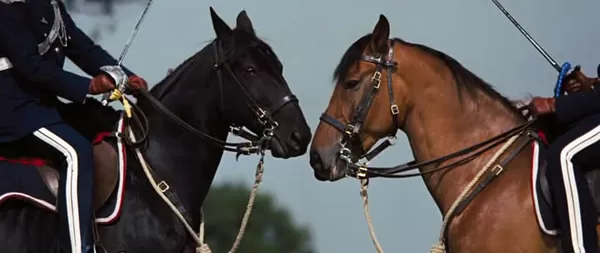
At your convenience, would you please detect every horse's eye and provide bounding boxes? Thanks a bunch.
[246,67,256,75]
[344,80,360,89]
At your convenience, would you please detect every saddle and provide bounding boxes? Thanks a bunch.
[0,137,119,211]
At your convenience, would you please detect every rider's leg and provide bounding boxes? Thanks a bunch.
[547,113,600,253]
[11,122,95,253]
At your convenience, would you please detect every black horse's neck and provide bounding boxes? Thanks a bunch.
[134,44,229,223]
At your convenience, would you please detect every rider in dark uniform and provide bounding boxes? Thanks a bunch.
[529,65,600,253]
[0,0,147,252]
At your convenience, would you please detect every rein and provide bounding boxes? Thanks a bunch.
[350,119,535,178]
[107,40,296,253]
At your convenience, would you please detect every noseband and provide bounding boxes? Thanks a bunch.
[319,40,400,174]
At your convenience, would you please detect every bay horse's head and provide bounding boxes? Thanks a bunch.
[207,8,311,158]
[309,15,408,180]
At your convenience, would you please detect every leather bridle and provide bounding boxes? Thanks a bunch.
[128,40,299,157]
[319,40,400,175]
[318,39,536,179]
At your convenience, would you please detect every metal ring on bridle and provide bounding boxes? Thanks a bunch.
[262,127,275,138]
[340,147,352,163]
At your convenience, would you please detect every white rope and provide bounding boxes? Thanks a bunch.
[127,127,209,249]
[196,208,212,253]
[227,158,265,253]
[360,178,384,253]
[354,131,521,253]
[194,159,264,253]
[124,99,266,253]
[429,134,520,253]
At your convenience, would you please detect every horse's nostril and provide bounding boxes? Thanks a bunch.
[309,150,324,171]
[288,131,302,151]
[292,131,302,142]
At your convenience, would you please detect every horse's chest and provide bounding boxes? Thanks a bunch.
[98,195,189,252]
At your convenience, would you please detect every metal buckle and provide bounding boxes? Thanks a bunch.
[491,164,504,175]
[256,108,267,120]
[238,145,256,156]
[344,124,355,136]
[372,72,382,88]
[390,104,399,115]
[356,166,368,179]
[158,181,170,193]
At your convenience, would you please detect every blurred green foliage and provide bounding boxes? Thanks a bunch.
[203,181,316,253]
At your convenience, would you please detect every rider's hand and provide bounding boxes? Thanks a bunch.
[89,74,116,95]
[528,97,556,116]
[127,75,148,91]
[563,78,582,93]
[562,65,598,93]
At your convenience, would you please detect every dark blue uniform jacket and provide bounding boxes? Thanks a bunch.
[0,0,133,142]
[555,86,600,126]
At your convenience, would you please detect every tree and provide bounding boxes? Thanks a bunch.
[203,181,316,253]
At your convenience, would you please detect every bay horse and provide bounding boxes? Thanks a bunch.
[309,14,600,252]
[0,7,311,253]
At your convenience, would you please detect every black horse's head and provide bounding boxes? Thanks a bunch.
[205,8,311,158]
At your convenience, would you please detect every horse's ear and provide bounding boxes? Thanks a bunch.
[369,14,390,54]
[236,10,255,34]
[209,7,234,41]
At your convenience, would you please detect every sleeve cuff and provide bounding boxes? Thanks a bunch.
[62,71,91,103]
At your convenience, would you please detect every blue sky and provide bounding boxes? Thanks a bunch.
[65,0,600,252]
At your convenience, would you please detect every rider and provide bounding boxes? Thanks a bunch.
[0,0,147,252]
[529,64,600,253]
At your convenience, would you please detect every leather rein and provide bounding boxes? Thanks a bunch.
[319,40,536,179]
[122,40,299,157]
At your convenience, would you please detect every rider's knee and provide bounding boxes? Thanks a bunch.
[547,142,567,164]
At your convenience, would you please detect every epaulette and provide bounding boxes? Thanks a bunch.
[0,0,26,4]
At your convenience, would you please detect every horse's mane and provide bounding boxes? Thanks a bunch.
[148,47,209,100]
[333,34,525,119]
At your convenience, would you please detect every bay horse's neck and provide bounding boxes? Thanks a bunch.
[399,46,525,214]
[135,55,230,219]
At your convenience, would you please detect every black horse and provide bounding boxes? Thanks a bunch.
[0,7,311,253]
